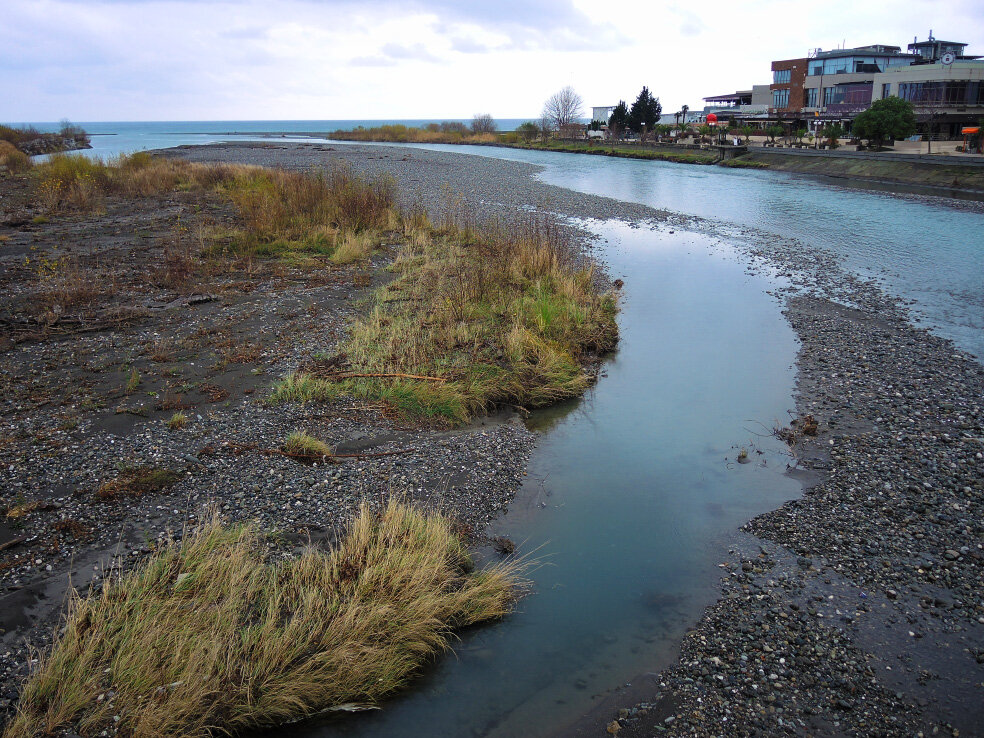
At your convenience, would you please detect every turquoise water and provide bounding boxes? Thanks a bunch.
[298,223,802,738]
[7,120,530,160]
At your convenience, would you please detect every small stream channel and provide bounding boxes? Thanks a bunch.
[300,221,803,737]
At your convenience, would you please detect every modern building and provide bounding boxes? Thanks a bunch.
[701,86,771,123]
[768,34,984,136]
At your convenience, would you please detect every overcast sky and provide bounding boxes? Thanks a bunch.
[3,0,983,122]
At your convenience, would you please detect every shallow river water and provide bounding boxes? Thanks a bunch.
[412,143,984,361]
[286,146,984,737]
[298,223,802,738]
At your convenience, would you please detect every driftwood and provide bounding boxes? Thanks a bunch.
[0,536,26,553]
[320,372,447,382]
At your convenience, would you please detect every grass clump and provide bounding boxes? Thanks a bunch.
[96,466,181,499]
[0,141,31,173]
[277,218,618,424]
[212,165,395,261]
[33,153,247,212]
[282,430,334,459]
[4,501,521,738]
[166,411,188,430]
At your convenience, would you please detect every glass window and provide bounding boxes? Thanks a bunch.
[805,88,819,107]
[882,83,891,98]
[898,80,978,105]
[772,69,791,84]
[772,89,790,108]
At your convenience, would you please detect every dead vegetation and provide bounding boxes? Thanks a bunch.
[776,414,819,447]
[3,502,523,738]
[95,466,181,500]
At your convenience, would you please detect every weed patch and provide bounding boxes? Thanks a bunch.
[282,430,334,461]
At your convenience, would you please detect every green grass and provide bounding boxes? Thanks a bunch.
[3,501,522,738]
[719,157,771,169]
[510,141,719,165]
[272,219,618,424]
[282,430,334,458]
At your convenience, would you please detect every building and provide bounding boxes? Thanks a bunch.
[701,86,771,123]
[769,34,984,136]
[591,106,616,123]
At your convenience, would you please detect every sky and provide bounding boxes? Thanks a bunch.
[3,0,983,122]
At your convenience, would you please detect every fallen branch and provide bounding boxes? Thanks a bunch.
[320,372,448,383]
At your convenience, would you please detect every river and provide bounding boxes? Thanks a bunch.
[283,144,984,737]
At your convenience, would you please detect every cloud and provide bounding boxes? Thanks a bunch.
[350,55,397,67]
[669,6,706,37]
[380,42,442,63]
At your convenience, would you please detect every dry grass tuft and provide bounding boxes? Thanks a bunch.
[331,230,376,264]
[4,501,522,738]
[213,165,396,260]
[32,153,250,213]
[0,141,31,174]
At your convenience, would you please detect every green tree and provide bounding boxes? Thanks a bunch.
[608,101,629,141]
[517,121,540,144]
[765,124,783,143]
[739,125,753,144]
[627,87,662,137]
[820,122,844,148]
[852,96,916,149]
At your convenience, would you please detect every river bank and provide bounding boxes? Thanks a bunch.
[315,135,984,194]
[736,148,984,193]
[164,143,983,737]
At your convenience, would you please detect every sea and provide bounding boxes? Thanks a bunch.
[7,120,532,160]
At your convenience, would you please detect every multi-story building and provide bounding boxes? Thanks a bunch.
[768,34,984,137]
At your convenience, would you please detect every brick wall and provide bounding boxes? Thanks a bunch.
[770,58,808,112]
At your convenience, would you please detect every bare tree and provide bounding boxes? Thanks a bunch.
[542,86,583,131]
[539,114,554,141]
[471,114,497,134]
